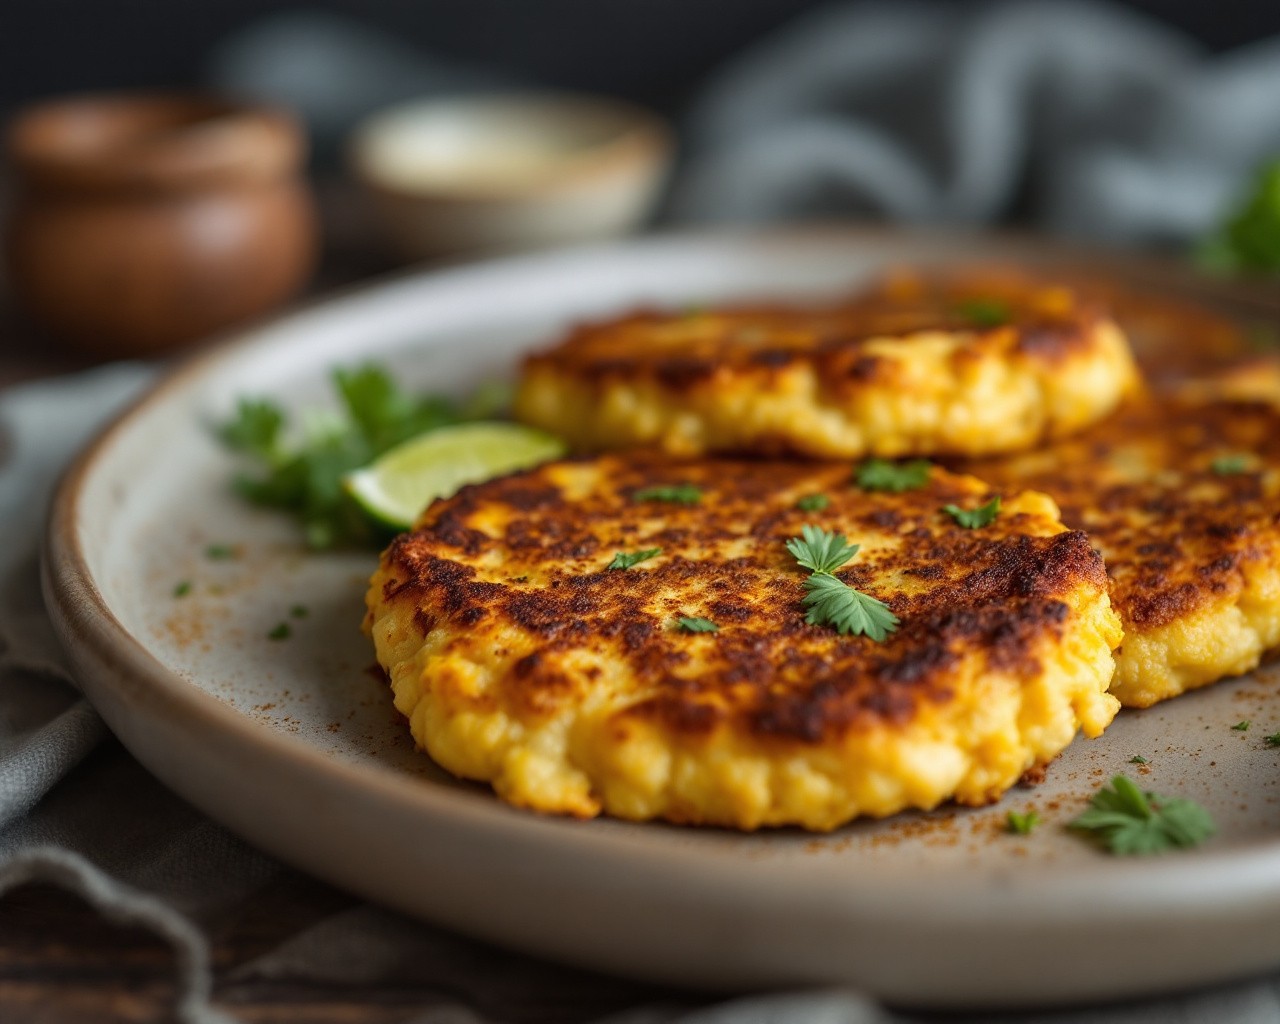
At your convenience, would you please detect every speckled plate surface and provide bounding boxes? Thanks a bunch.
[44,229,1280,1009]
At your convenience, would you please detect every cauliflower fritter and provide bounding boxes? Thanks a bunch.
[963,397,1280,707]
[514,272,1138,459]
[366,454,1120,830]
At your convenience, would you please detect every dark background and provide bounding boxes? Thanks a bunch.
[3,0,1280,119]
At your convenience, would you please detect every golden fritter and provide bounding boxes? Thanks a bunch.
[365,454,1121,831]
[962,398,1280,708]
[514,271,1138,459]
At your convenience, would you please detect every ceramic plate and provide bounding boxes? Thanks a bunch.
[44,229,1280,1009]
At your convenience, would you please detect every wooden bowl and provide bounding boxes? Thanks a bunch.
[5,93,318,356]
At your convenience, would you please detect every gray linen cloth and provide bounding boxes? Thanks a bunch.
[9,2,1280,1021]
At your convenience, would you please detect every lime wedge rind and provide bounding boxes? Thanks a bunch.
[344,422,567,529]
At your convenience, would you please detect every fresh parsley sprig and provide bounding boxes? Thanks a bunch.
[608,547,662,571]
[785,525,899,641]
[944,496,1001,529]
[785,524,860,574]
[1068,775,1216,856]
[855,459,932,493]
[219,364,504,550]
[634,484,702,505]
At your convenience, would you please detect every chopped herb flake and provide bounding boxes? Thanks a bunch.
[172,581,192,598]
[855,458,932,493]
[956,298,1011,328]
[1006,810,1040,835]
[944,496,1001,529]
[607,547,662,571]
[634,484,702,505]
[675,616,719,633]
[1129,755,1149,765]
[290,604,309,619]
[1233,720,1251,731]
[205,544,236,560]
[267,622,291,641]
[1212,454,1250,475]
[795,493,830,512]
[1264,733,1280,748]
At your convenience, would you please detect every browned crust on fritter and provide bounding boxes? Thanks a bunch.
[520,271,1111,395]
[960,398,1280,631]
[376,454,1106,744]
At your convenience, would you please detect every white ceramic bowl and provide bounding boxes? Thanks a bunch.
[350,92,672,261]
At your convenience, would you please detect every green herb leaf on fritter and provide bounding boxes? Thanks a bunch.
[675,616,720,633]
[956,298,1011,328]
[634,484,703,505]
[607,547,662,571]
[855,458,933,493]
[800,573,899,641]
[1212,454,1250,475]
[943,496,1001,529]
[785,525,860,575]
[794,493,830,512]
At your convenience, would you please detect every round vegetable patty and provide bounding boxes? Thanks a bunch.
[365,453,1121,830]
[963,397,1280,708]
[514,272,1138,460]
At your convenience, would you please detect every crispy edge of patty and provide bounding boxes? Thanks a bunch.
[513,278,1139,459]
[961,397,1280,708]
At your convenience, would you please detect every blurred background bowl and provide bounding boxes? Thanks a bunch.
[349,92,671,262]
[5,93,317,355]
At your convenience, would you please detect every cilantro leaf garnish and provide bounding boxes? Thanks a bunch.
[785,524,859,575]
[607,547,662,571]
[1212,454,1250,475]
[1006,810,1040,835]
[219,364,502,550]
[218,399,285,462]
[1068,775,1216,855]
[785,525,899,641]
[795,493,830,512]
[944,496,1001,529]
[1233,720,1251,731]
[956,298,1011,328]
[855,459,932,493]
[675,616,719,633]
[800,573,899,640]
[634,484,702,505]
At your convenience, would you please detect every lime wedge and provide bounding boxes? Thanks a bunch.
[344,422,567,528]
